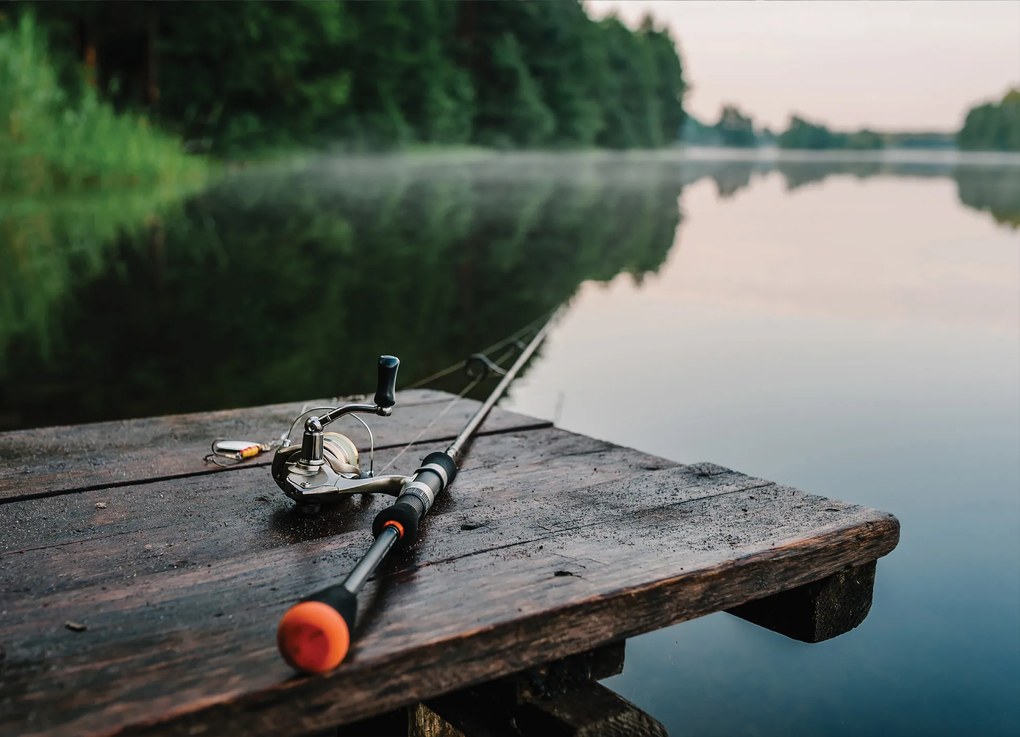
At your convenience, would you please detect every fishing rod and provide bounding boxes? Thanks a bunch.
[273,311,558,674]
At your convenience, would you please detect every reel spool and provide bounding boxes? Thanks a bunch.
[272,431,358,481]
[272,356,411,514]
[320,432,360,476]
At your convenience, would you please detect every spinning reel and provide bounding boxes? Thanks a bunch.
[271,356,412,514]
[273,310,559,674]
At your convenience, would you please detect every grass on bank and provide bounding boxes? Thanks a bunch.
[0,14,208,195]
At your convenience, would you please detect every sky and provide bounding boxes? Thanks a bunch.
[585,0,1020,132]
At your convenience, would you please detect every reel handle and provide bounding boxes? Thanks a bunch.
[374,355,399,409]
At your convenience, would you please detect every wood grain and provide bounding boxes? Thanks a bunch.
[523,683,668,737]
[729,560,877,642]
[1,481,897,735]
[0,427,681,598]
[425,682,666,737]
[0,396,901,737]
[0,389,551,503]
[418,643,640,737]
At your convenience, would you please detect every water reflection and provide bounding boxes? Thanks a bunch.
[687,154,1020,228]
[1,151,1017,735]
[0,189,190,363]
[498,158,1018,736]
[955,166,1020,228]
[0,152,1017,430]
[0,155,684,429]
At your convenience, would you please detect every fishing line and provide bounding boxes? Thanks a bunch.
[272,307,562,673]
[375,377,482,475]
[204,311,553,467]
[376,339,522,474]
[404,308,557,390]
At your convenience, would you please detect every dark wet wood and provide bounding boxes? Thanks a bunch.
[0,394,900,737]
[419,647,664,737]
[338,709,410,737]
[0,427,676,597]
[416,643,652,737]
[518,683,667,737]
[0,389,550,503]
[412,706,464,737]
[728,560,878,642]
[505,642,627,702]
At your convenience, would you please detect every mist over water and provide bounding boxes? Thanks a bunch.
[2,150,1018,734]
[502,153,1020,736]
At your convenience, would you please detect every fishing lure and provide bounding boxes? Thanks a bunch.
[205,439,273,464]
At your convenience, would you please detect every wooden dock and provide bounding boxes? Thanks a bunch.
[0,390,900,737]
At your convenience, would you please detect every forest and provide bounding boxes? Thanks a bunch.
[10,0,685,157]
[683,107,957,151]
[957,89,1020,152]
[4,0,1015,194]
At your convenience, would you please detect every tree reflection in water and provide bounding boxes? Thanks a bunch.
[0,153,1016,431]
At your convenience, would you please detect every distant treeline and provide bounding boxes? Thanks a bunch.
[958,89,1020,152]
[683,106,956,151]
[17,0,685,155]
[685,92,1020,153]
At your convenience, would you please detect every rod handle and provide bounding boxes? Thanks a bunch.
[374,355,399,409]
[372,453,458,549]
[277,585,358,673]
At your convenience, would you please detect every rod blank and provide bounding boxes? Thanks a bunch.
[277,310,559,673]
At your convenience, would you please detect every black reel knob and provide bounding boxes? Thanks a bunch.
[375,355,399,408]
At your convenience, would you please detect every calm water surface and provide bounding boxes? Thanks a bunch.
[2,151,1018,735]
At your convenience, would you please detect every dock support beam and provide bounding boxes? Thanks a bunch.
[337,562,883,736]
[728,561,878,642]
[335,644,664,737]
[405,642,666,737]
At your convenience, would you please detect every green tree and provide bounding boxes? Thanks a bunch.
[844,128,883,150]
[157,1,352,154]
[20,0,687,153]
[778,115,840,150]
[476,32,554,147]
[778,116,885,150]
[0,13,204,192]
[958,89,1020,152]
[461,0,611,148]
[643,25,686,144]
[23,0,354,154]
[340,0,474,148]
[515,0,607,146]
[715,105,756,147]
[595,16,662,148]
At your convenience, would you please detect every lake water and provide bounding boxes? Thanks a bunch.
[1,150,1018,735]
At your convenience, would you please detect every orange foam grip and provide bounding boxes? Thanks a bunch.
[277,601,351,673]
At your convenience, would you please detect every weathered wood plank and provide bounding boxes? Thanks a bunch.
[0,427,684,597]
[412,705,465,737]
[0,390,551,502]
[417,642,639,737]
[515,682,668,737]
[338,709,410,737]
[507,642,627,701]
[728,560,878,642]
[423,682,666,737]
[0,396,901,737]
[0,461,898,737]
